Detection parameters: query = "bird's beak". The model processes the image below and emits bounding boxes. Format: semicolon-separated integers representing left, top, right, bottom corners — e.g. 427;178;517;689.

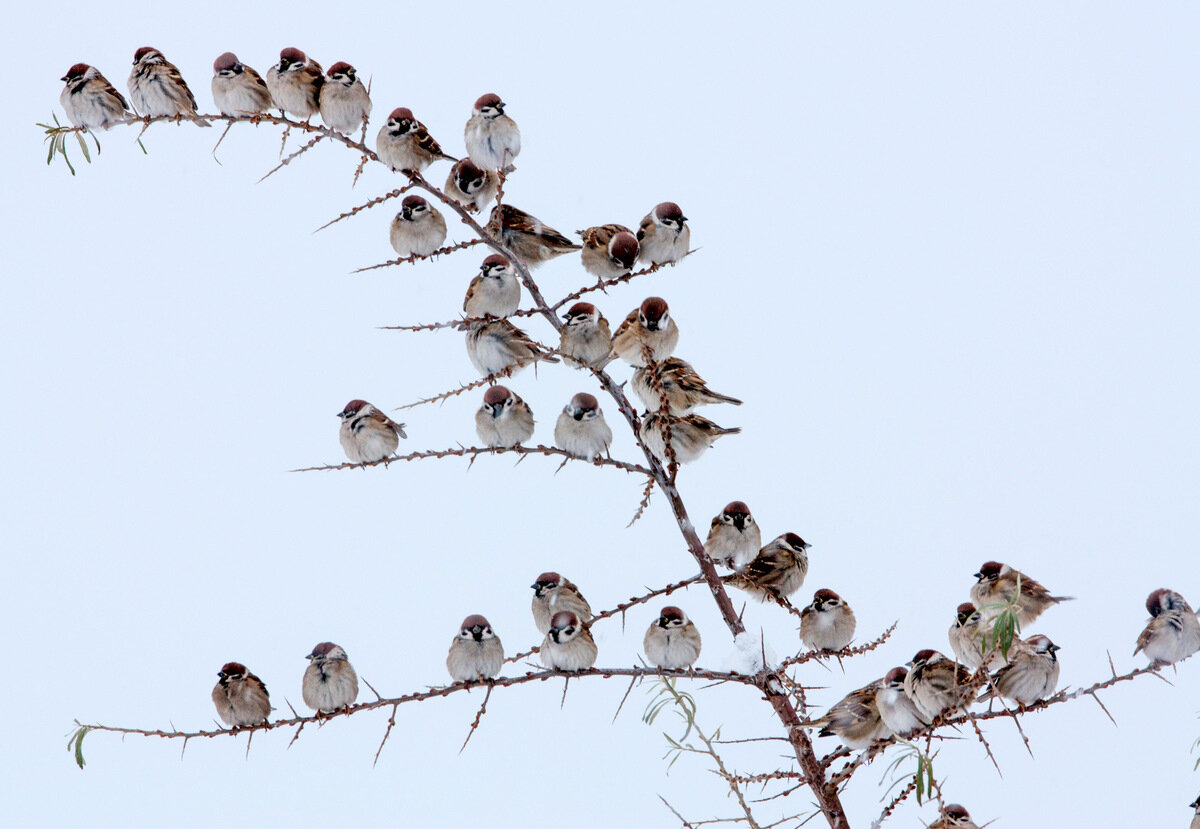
60;74;69;82
491;405;501;419
973;572;983;580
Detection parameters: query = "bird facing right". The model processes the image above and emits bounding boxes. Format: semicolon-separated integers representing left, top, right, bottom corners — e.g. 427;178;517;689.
302;642;359;713
948;602;1005;671
724;532;810;601
874;667;928;737
637;202;690;266
464;93;521;172
978;634;1061;706
446;615;504;682
578;224;639;281
211;662;271;727
643;606;702;669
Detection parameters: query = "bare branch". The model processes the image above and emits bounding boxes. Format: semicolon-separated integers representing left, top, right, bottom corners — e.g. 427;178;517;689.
292;444;652;477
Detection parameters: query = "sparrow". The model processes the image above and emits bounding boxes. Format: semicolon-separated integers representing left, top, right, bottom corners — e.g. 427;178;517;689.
724;533;810;601
978;634;1061;706
389;195;448;258
948;602;1005;671
928;804;981;829
554;393;613;461
465;318;557;377
874;667;928;736
463;254;520;318
60;64;131;130
1134;588;1200;665
639;411;740;465
127;47;210;125
319;61;372;133
446;614;504;682
375;107;455;174
210;53;271;116
1191;795;1200;829
474;385;535;448
798;681;891;749
799;589;856;651
211;662;271;728
444;158;499;213
637;202;690;266
531;572;593;635
631;357;742;415
643;606;702;670
578;224;640;281
302;642;359;713
485;204;581;267
338;399;407;463
611;297;680;366
970;561;1073;626
558;302;613;369
540;611;598;671
703;501;761;571
464;93;521;172
903;649;974;721
265;48;323;119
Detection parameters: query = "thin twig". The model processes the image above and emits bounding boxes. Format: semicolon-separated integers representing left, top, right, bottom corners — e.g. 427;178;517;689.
292;444;652;477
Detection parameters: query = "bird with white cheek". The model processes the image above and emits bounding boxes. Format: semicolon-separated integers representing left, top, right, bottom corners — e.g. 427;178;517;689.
302;642;359;713
463;255;520;319
637;202;690;266
389;195;447;258
485;204;581;267
319;61;371;133
903;649;974;721
474;385;535;448
639;411;740;465
928;804;981;829
578;224;640;281
210;53;270;116
1133;588;1200;666
643;606;702;670
558;302;613;369
799;589;856;651
970;560;1073;626
464;93;521;172
128;47;210;125
873;667;928;737
338;399;406;463
465;318;557;377
632;357;742;415
724;533;809;602
444;158;499;213
948;602;1005;671
797;681;892;749
376;107;455;174
611;297;680;366
531;572;593;635
554;393;613;461
211;662;271;727
446;615;505;682
540;611;597;671
704;501;761;571
265;48;323;120
978;634;1061;706
60;63;131;130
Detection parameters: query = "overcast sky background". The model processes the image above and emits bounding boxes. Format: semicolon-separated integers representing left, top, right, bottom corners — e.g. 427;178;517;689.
5;2;1198;826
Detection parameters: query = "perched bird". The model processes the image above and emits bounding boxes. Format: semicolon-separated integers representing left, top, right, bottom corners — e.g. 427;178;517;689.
798;681;891;749
60;63;131;130
389;195;447;258
948;602;1005;671
128;47;209;125
463;254;520;318
554;393;613;461
800;589;856;651
211;662;271;728
643;606;702;670
302;642;359;713
970;561;1073;626
578;224;640;281
724;533;810;601
979;634;1061;706
639;411;739;465
540;611;597;671
464;93;521;172
337;399;406;463
376;107;455;174
903;649;974;721
465;318;557;376
531;572;593;635
631;357;742;415
319;61;371;133
446;614;504;682
1134;588;1200;666
485;204;580;267
611;297;679;366
444;158;499;213
474;385;535;448
558;302;613;369
637;202;691;266
928;804;981;829
1191;795;1200;829
265;48;323;119
210;53;270;116
703;501;762;571
874;667;928;737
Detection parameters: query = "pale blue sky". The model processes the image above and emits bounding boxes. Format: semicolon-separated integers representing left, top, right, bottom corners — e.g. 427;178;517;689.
5;2;1199;826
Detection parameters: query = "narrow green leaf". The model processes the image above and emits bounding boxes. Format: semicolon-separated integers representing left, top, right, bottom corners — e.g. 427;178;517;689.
67;726;90;769
74;131;91;163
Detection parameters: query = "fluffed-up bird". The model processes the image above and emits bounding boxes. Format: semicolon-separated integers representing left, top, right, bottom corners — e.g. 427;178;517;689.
637;202;690;266
1134;588;1200;666
446;615;504;682
389;195;447;258
265;48;322;119
558;302;613;369
611;297;679;366
724;533;810;601
465;317;557;376
531;572;592;635
211;53;271;116
474;385;534;448
302;642;359;713
212;662;271;727
970;560;1073;626
60;63;131;130
703;501;761;571
338;399;406;463
554;393;612;460
644;606;702;670
540;611;597;671
464;93;521;172
800;589;856;651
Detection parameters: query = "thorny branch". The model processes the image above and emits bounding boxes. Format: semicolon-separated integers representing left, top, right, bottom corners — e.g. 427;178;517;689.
291;443;652;477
